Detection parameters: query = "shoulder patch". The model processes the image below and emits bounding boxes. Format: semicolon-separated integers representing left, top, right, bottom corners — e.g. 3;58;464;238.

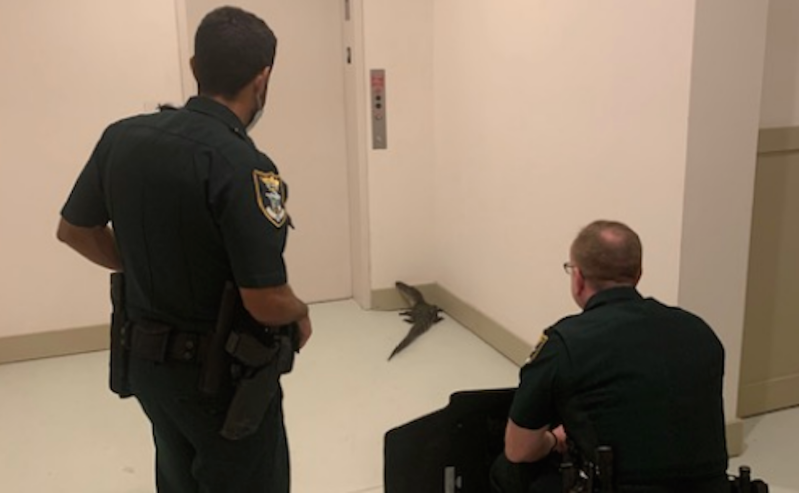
253;170;287;227
524;333;549;365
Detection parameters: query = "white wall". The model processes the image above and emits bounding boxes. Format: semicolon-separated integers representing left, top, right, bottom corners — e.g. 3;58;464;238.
679;0;769;421
0;1;183;337
433;0;696;343
361;0;437;290
760;0;799;128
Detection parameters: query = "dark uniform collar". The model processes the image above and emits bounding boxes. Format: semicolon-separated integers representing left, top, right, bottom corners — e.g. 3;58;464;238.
185;96;249;138
583;286;642;312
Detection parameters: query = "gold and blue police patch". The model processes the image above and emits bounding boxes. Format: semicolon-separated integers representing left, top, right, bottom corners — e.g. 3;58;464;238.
253;170;287;227
525;333;549;365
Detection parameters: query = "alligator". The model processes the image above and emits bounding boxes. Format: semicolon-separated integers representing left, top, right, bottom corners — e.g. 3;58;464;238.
388;282;444;360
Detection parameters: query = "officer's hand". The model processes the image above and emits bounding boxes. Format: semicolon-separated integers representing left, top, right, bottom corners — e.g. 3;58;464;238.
552;425;569;454
297;315;313;350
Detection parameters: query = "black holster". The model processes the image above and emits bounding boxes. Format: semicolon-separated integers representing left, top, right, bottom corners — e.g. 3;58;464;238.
194;281;299;439
109;272;132;398
220;324;298;440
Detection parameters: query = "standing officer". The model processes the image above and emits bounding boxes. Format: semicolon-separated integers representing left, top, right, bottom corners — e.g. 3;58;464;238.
56;7;309;493
491;220;729;493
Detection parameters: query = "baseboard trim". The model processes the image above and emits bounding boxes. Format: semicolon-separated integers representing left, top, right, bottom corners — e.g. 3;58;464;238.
372;282;745;457
726;419;744;457
371;283;439;311
371;283;532;366
759;126;799;154
738;373;799;418
0;325;108;365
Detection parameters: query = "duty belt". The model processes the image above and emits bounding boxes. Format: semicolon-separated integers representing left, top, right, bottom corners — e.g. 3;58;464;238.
128;320;210;364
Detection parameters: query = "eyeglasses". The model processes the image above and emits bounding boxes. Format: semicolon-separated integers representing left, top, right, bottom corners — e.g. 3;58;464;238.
563;262;576;275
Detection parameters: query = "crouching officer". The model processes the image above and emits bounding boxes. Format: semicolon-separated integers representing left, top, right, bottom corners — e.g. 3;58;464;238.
491;220;729;493
57;7;312;493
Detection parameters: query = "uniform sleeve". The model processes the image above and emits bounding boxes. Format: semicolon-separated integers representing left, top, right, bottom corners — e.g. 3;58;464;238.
509;330;565;430
61;134;111;227
209;152;288;288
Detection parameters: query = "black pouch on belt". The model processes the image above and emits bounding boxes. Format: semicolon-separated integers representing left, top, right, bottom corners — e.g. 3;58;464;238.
130;321;173;363
109;272;133;398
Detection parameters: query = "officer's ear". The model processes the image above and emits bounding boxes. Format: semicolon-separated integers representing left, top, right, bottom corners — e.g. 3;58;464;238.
254;67;272;93
570;266;588;308
190;56;198;83
575;267;587;292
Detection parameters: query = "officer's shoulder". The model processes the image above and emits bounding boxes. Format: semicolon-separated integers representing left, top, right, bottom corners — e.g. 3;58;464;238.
219;143;279;177
92;113;153;146
547;313;583;337
255;150;279;173
207;132;275;171
521;324;570;367
645;297;722;342
529;320;573;355
646;297;709;324
103;110;169;134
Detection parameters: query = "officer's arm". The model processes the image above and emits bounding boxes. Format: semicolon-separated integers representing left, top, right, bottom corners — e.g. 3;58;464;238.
57;217;122;271
240;285;308;327
504;418;556;463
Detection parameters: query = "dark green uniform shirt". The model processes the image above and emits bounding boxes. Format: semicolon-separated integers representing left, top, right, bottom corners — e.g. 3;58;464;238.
510;287;728;485
61;97;290;332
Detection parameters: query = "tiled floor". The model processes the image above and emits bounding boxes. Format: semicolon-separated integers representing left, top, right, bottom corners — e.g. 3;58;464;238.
0;299;796;492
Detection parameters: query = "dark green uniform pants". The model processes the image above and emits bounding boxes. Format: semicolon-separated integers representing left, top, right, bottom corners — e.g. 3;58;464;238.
129;356;289;493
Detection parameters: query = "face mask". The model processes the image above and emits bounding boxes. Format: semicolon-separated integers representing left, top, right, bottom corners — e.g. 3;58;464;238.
248;93;265;131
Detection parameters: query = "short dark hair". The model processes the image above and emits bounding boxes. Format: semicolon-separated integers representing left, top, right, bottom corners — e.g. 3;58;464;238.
571;220;642;289
194;6;277;98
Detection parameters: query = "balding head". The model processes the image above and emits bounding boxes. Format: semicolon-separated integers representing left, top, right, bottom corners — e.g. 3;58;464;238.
568;220;642;307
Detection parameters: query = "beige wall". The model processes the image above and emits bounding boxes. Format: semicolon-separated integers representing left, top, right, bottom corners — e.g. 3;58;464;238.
678;0;769;421
0;0;183;337
361;0;437;290
760;0;799;128
432;0;695;344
